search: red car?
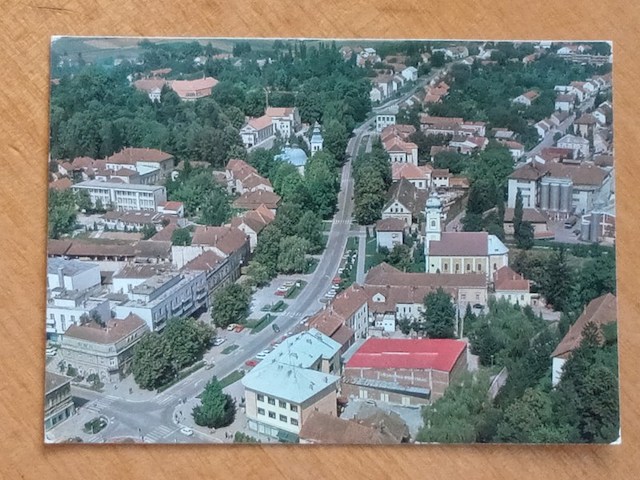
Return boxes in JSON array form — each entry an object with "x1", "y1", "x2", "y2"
[
  {"x1": 234, "y1": 325, "x2": 245, "y2": 333},
  {"x1": 245, "y1": 359, "x2": 258, "y2": 367}
]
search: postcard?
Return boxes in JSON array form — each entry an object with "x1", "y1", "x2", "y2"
[{"x1": 44, "y1": 37, "x2": 617, "y2": 444}]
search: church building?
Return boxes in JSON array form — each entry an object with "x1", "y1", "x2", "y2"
[{"x1": 424, "y1": 192, "x2": 509, "y2": 278}]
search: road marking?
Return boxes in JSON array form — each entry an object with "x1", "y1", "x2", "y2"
[
  {"x1": 144, "y1": 425, "x2": 176, "y2": 443},
  {"x1": 156, "y1": 393, "x2": 178, "y2": 406},
  {"x1": 84, "y1": 397, "x2": 115, "y2": 414}
]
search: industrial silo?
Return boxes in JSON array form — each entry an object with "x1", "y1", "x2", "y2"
[
  {"x1": 560, "y1": 183, "x2": 573, "y2": 214},
  {"x1": 580, "y1": 215, "x2": 591, "y2": 241},
  {"x1": 550, "y1": 183, "x2": 560, "y2": 212},
  {"x1": 590, "y1": 212, "x2": 601, "y2": 243},
  {"x1": 540, "y1": 181, "x2": 550, "y2": 211}
]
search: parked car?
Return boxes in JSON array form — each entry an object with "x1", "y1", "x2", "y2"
[
  {"x1": 272, "y1": 323, "x2": 281, "y2": 333},
  {"x1": 256, "y1": 350, "x2": 270, "y2": 360},
  {"x1": 180, "y1": 427, "x2": 194, "y2": 436},
  {"x1": 213, "y1": 338, "x2": 226, "y2": 347},
  {"x1": 226, "y1": 323, "x2": 237, "y2": 331},
  {"x1": 245, "y1": 359, "x2": 258, "y2": 367},
  {"x1": 473, "y1": 304, "x2": 484, "y2": 310},
  {"x1": 234, "y1": 325, "x2": 245, "y2": 333}
]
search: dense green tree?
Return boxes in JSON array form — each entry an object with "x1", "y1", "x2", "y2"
[
  {"x1": 514, "y1": 221, "x2": 534, "y2": 249},
  {"x1": 163, "y1": 317, "x2": 214, "y2": 370},
  {"x1": 277, "y1": 236, "x2": 311, "y2": 274},
  {"x1": 253, "y1": 224, "x2": 284, "y2": 277},
  {"x1": 192, "y1": 378, "x2": 236, "y2": 428},
  {"x1": 48, "y1": 189, "x2": 77, "y2": 239},
  {"x1": 513, "y1": 190, "x2": 523, "y2": 234},
  {"x1": 419, "y1": 288, "x2": 456, "y2": 338},
  {"x1": 296, "y1": 211, "x2": 324, "y2": 252},
  {"x1": 386, "y1": 244, "x2": 413, "y2": 272},
  {"x1": 430, "y1": 51, "x2": 446, "y2": 67},
  {"x1": 200, "y1": 189, "x2": 231, "y2": 226},
  {"x1": 75, "y1": 189, "x2": 93, "y2": 213},
  {"x1": 131, "y1": 333, "x2": 173, "y2": 390},
  {"x1": 322, "y1": 118, "x2": 349, "y2": 163},
  {"x1": 211, "y1": 283, "x2": 252, "y2": 328},
  {"x1": 540, "y1": 246, "x2": 573, "y2": 312},
  {"x1": 171, "y1": 227, "x2": 192, "y2": 246},
  {"x1": 246, "y1": 261, "x2": 271, "y2": 287},
  {"x1": 140, "y1": 224, "x2": 158, "y2": 240}
]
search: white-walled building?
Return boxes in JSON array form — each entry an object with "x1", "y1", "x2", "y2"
[
  {"x1": 46, "y1": 291, "x2": 111, "y2": 343},
  {"x1": 72, "y1": 180, "x2": 167, "y2": 212},
  {"x1": 265, "y1": 107, "x2": 301, "y2": 139},
  {"x1": 401, "y1": 66, "x2": 418, "y2": 82},
  {"x1": 310, "y1": 122, "x2": 324, "y2": 153},
  {"x1": 240, "y1": 115, "x2": 274, "y2": 148},
  {"x1": 47, "y1": 258, "x2": 101, "y2": 292},
  {"x1": 557, "y1": 134, "x2": 590, "y2": 158},
  {"x1": 492, "y1": 266, "x2": 532, "y2": 306},
  {"x1": 375, "y1": 218, "x2": 405, "y2": 251},
  {"x1": 375, "y1": 106, "x2": 398, "y2": 133}
]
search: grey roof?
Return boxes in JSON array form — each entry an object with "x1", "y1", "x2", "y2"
[
  {"x1": 276, "y1": 145, "x2": 308, "y2": 167},
  {"x1": 47, "y1": 257, "x2": 99, "y2": 276},
  {"x1": 72, "y1": 179, "x2": 165, "y2": 192}
]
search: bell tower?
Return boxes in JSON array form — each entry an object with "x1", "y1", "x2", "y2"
[{"x1": 424, "y1": 191, "x2": 443, "y2": 271}]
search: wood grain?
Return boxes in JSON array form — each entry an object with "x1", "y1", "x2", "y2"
[{"x1": 0, "y1": 1, "x2": 638, "y2": 478}]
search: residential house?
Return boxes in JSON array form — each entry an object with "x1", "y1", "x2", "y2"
[
  {"x1": 133, "y1": 78, "x2": 166, "y2": 102},
  {"x1": 391, "y1": 162, "x2": 432, "y2": 190},
  {"x1": 500, "y1": 140, "x2": 525, "y2": 160},
  {"x1": 185, "y1": 225, "x2": 250, "y2": 275},
  {"x1": 449, "y1": 135, "x2": 488, "y2": 155},
  {"x1": 551, "y1": 293, "x2": 616, "y2": 386},
  {"x1": 503, "y1": 207, "x2": 553, "y2": 239},
  {"x1": 49, "y1": 177, "x2": 73, "y2": 191},
  {"x1": 169, "y1": 77, "x2": 218, "y2": 101},
  {"x1": 225, "y1": 159, "x2": 273, "y2": 195},
  {"x1": 375, "y1": 106, "x2": 398, "y2": 132},
  {"x1": 233, "y1": 190, "x2": 281, "y2": 213},
  {"x1": 492, "y1": 266, "x2": 533, "y2": 306},
  {"x1": 240, "y1": 115, "x2": 274, "y2": 148},
  {"x1": 60, "y1": 314, "x2": 149, "y2": 383},
  {"x1": 557, "y1": 134, "x2": 590, "y2": 158},
  {"x1": 230, "y1": 206, "x2": 275, "y2": 251},
  {"x1": 242, "y1": 329, "x2": 342, "y2": 442},
  {"x1": 299, "y1": 411, "x2": 406, "y2": 444},
  {"x1": 512, "y1": 90, "x2": 540, "y2": 106},
  {"x1": 381, "y1": 178, "x2": 427, "y2": 227},
  {"x1": 401, "y1": 66, "x2": 418, "y2": 82},
  {"x1": 555, "y1": 94, "x2": 576, "y2": 112},
  {"x1": 102, "y1": 210, "x2": 161, "y2": 232},
  {"x1": 375, "y1": 218, "x2": 405, "y2": 251},
  {"x1": 431, "y1": 169, "x2": 451, "y2": 189},
  {"x1": 157, "y1": 201, "x2": 185, "y2": 217},
  {"x1": 343, "y1": 338, "x2": 468, "y2": 405},
  {"x1": 574, "y1": 113, "x2": 597, "y2": 138},
  {"x1": 265, "y1": 107, "x2": 301, "y2": 139},
  {"x1": 44, "y1": 372, "x2": 74, "y2": 431},
  {"x1": 381, "y1": 124, "x2": 419, "y2": 164},
  {"x1": 105, "y1": 147, "x2": 175, "y2": 180}
]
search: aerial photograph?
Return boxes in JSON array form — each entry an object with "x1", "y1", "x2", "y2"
[{"x1": 44, "y1": 37, "x2": 617, "y2": 444}]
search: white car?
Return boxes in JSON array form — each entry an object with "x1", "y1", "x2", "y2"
[
  {"x1": 180, "y1": 427, "x2": 194, "y2": 436},
  {"x1": 213, "y1": 338, "x2": 226, "y2": 347},
  {"x1": 226, "y1": 323, "x2": 237, "y2": 331},
  {"x1": 256, "y1": 350, "x2": 270, "y2": 360}
]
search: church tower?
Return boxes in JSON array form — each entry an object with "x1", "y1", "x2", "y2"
[
  {"x1": 424, "y1": 190, "x2": 443, "y2": 271},
  {"x1": 310, "y1": 122, "x2": 324, "y2": 153}
]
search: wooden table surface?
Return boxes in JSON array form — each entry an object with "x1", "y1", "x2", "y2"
[{"x1": 1, "y1": 1, "x2": 638, "y2": 478}]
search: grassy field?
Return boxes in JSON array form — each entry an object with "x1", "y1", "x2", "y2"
[
  {"x1": 364, "y1": 237, "x2": 386, "y2": 272},
  {"x1": 285, "y1": 280, "x2": 308, "y2": 298},
  {"x1": 219, "y1": 370, "x2": 245, "y2": 389}
]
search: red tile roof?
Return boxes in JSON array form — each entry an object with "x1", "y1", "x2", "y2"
[
  {"x1": 106, "y1": 147, "x2": 173, "y2": 165},
  {"x1": 346, "y1": 338, "x2": 466, "y2": 372},
  {"x1": 299, "y1": 411, "x2": 393, "y2": 444},
  {"x1": 504, "y1": 207, "x2": 548, "y2": 224},
  {"x1": 551, "y1": 293, "x2": 617, "y2": 359},
  {"x1": 233, "y1": 190, "x2": 281, "y2": 210},
  {"x1": 493, "y1": 266, "x2": 530, "y2": 292},
  {"x1": 365, "y1": 262, "x2": 486, "y2": 288},
  {"x1": 246, "y1": 115, "x2": 273, "y2": 131},
  {"x1": 183, "y1": 250, "x2": 224, "y2": 271},
  {"x1": 64, "y1": 314, "x2": 147, "y2": 344},
  {"x1": 191, "y1": 226, "x2": 248, "y2": 255},
  {"x1": 49, "y1": 177, "x2": 73, "y2": 191},
  {"x1": 375, "y1": 218, "x2": 406, "y2": 232},
  {"x1": 161, "y1": 201, "x2": 183, "y2": 212},
  {"x1": 265, "y1": 107, "x2": 295, "y2": 117},
  {"x1": 133, "y1": 78, "x2": 167, "y2": 93},
  {"x1": 392, "y1": 162, "x2": 432, "y2": 181},
  {"x1": 170, "y1": 77, "x2": 218, "y2": 98}
]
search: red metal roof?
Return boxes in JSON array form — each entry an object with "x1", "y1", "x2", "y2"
[{"x1": 346, "y1": 338, "x2": 466, "y2": 372}]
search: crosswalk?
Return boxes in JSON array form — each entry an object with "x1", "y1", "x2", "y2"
[
  {"x1": 280, "y1": 311, "x2": 304, "y2": 319},
  {"x1": 84, "y1": 397, "x2": 115, "y2": 414},
  {"x1": 332, "y1": 219, "x2": 352, "y2": 225},
  {"x1": 144, "y1": 425, "x2": 175, "y2": 443},
  {"x1": 156, "y1": 393, "x2": 179, "y2": 406}
]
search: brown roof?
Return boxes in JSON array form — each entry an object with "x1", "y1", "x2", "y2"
[
  {"x1": 47, "y1": 239, "x2": 73, "y2": 256},
  {"x1": 191, "y1": 226, "x2": 248, "y2": 255},
  {"x1": 170, "y1": 77, "x2": 218, "y2": 97},
  {"x1": 255, "y1": 204, "x2": 276, "y2": 223},
  {"x1": 575, "y1": 113, "x2": 597, "y2": 125},
  {"x1": 520, "y1": 90, "x2": 539, "y2": 101},
  {"x1": 431, "y1": 168, "x2": 451, "y2": 178},
  {"x1": 420, "y1": 115, "x2": 464, "y2": 127},
  {"x1": 365, "y1": 262, "x2": 486, "y2": 288},
  {"x1": 503, "y1": 207, "x2": 548, "y2": 224},
  {"x1": 230, "y1": 213, "x2": 267, "y2": 235},
  {"x1": 63, "y1": 239, "x2": 171, "y2": 259},
  {"x1": 375, "y1": 218, "x2": 406, "y2": 232},
  {"x1": 226, "y1": 158, "x2": 257, "y2": 176},
  {"x1": 265, "y1": 107, "x2": 295, "y2": 117},
  {"x1": 508, "y1": 162, "x2": 547, "y2": 181},
  {"x1": 449, "y1": 176, "x2": 470, "y2": 188},
  {"x1": 246, "y1": 115, "x2": 273, "y2": 131},
  {"x1": 49, "y1": 177, "x2": 73, "y2": 191},
  {"x1": 299, "y1": 411, "x2": 390, "y2": 444},
  {"x1": 64, "y1": 314, "x2": 147, "y2": 345},
  {"x1": 150, "y1": 222, "x2": 177, "y2": 242},
  {"x1": 594, "y1": 154, "x2": 614, "y2": 167},
  {"x1": 545, "y1": 163, "x2": 608, "y2": 186},
  {"x1": 551, "y1": 293, "x2": 617, "y2": 359},
  {"x1": 556, "y1": 94, "x2": 576, "y2": 103},
  {"x1": 380, "y1": 124, "x2": 416, "y2": 142},
  {"x1": 493, "y1": 266, "x2": 530, "y2": 292},
  {"x1": 44, "y1": 371, "x2": 71, "y2": 394},
  {"x1": 133, "y1": 78, "x2": 167, "y2": 93},
  {"x1": 107, "y1": 147, "x2": 173, "y2": 165},
  {"x1": 384, "y1": 179, "x2": 427, "y2": 217},
  {"x1": 183, "y1": 250, "x2": 224, "y2": 271},
  {"x1": 428, "y1": 232, "x2": 488, "y2": 257},
  {"x1": 306, "y1": 309, "x2": 347, "y2": 338},
  {"x1": 241, "y1": 173, "x2": 272, "y2": 190},
  {"x1": 71, "y1": 156, "x2": 96, "y2": 169},
  {"x1": 392, "y1": 163, "x2": 432, "y2": 181},
  {"x1": 233, "y1": 190, "x2": 281, "y2": 210}
]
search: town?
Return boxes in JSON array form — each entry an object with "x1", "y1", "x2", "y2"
[{"x1": 44, "y1": 38, "x2": 617, "y2": 445}]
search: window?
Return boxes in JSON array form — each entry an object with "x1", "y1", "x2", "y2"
[
  {"x1": 493, "y1": 263, "x2": 497, "y2": 270},
  {"x1": 455, "y1": 264, "x2": 460, "y2": 272},
  {"x1": 477, "y1": 264, "x2": 482, "y2": 271},
  {"x1": 444, "y1": 264, "x2": 448, "y2": 271},
  {"x1": 291, "y1": 418, "x2": 299, "y2": 426},
  {"x1": 279, "y1": 414, "x2": 287, "y2": 422},
  {"x1": 268, "y1": 411, "x2": 276, "y2": 419},
  {"x1": 267, "y1": 397, "x2": 275, "y2": 405},
  {"x1": 257, "y1": 408, "x2": 265, "y2": 415},
  {"x1": 521, "y1": 295, "x2": 525, "y2": 301},
  {"x1": 257, "y1": 394, "x2": 264, "y2": 402},
  {"x1": 49, "y1": 314, "x2": 54, "y2": 321},
  {"x1": 431, "y1": 220, "x2": 436, "y2": 227},
  {"x1": 466, "y1": 264, "x2": 471, "y2": 271},
  {"x1": 476, "y1": 293, "x2": 480, "y2": 300},
  {"x1": 279, "y1": 400, "x2": 286, "y2": 408}
]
